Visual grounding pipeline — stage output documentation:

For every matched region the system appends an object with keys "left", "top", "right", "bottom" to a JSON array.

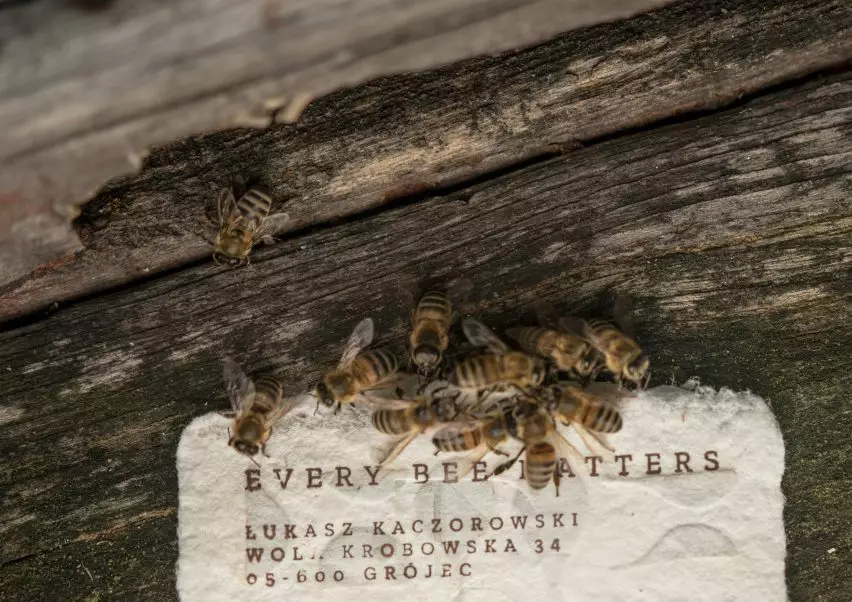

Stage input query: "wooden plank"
[
  {"left": 0, "top": 0, "right": 674, "bottom": 290},
  {"left": 2, "top": 0, "right": 851, "bottom": 320},
  {"left": 1, "top": 70, "right": 850, "bottom": 600}
]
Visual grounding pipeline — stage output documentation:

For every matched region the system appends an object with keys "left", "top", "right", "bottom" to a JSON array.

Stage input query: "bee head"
[
  {"left": 413, "top": 344, "right": 441, "bottom": 372},
  {"left": 626, "top": 353, "right": 650, "bottom": 383},
  {"left": 314, "top": 381, "right": 335, "bottom": 407},
  {"left": 229, "top": 434, "right": 260, "bottom": 457}
]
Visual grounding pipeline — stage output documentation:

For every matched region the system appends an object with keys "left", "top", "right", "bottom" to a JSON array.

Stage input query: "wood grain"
[
  {"left": 0, "top": 0, "right": 674, "bottom": 290},
  {"left": 1, "top": 69, "right": 850, "bottom": 600},
  {"left": 3, "top": 0, "right": 851, "bottom": 321}
]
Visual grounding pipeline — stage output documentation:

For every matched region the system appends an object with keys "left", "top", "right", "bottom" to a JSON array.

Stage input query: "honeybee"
[
  {"left": 223, "top": 358, "right": 295, "bottom": 458},
  {"left": 546, "top": 382, "right": 624, "bottom": 453},
  {"left": 431, "top": 408, "right": 517, "bottom": 477},
  {"left": 582, "top": 294, "right": 650, "bottom": 389},
  {"left": 507, "top": 300, "right": 601, "bottom": 379},
  {"left": 315, "top": 318, "right": 399, "bottom": 411},
  {"left": 371, "top": 396, "right": 459, "bottom": 467},
  {"left": 451, "top": 318, "right": 547, "bottom": 395},
  {"left": 408, "top": 280, "right": 471, "bottom": 375},
  {"left": 213, "top": 176, "right": 290, "bottom": 265},
  {"left": 505, "top": 325, "right": 597, "bottom": 378},
  {"left": 491, "top": 397, "right": 582, "bottom": 494}
]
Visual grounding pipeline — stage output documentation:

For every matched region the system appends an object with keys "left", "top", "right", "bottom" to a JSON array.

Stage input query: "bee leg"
[
  {"left": 227, "top": 427, "right": 234, "bottom": 446},
  {"left": 554, "top": 466, "right": 562, "bottom": 498},
  {"left": 334, "top": 402, "right": 342, "bottom": 415},
  {"left": 642, "top": 371, "right": 652, "bottom": 390},
  {"left": 313, "top": 399, "right": 321, "bottom": 416},
  {"left": 261, "top": 442, "right": 270, "bottom": 457},
  {"left": 490, "top": 446, "right": 525, "bottom": 477}
]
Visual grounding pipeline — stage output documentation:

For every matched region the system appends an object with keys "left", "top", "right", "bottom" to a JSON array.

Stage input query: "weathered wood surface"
[
  {"left": 1, "top": 69, "right": 850, "bottom": 600},
  {"left": 0, "top": 0, "right": 675, "bottom": 291},
  {"left": 3, "top": 0, "right": 851, "bottom": 321}
]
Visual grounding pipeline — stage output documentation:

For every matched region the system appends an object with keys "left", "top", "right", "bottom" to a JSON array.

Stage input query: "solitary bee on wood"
[
  {"left": 212, "top": 176, "right": 290, "bottom": 265},
  {"left": 223, "top": 359, "right": 296, "bottom": 459}
]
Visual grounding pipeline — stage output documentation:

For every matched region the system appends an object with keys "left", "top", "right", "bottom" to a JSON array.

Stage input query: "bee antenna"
[{"left": 250, "top": 456, "right": 260, "bottom": 468}]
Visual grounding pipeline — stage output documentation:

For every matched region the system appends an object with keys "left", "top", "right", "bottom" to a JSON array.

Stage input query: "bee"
[
  {"left": 371, "top": 396, "right": 459, "bottom": 467},
  {"left": 222, "top": 358, "right": 295, "bottom": 458},
  {"left": 407, "top": 280, "right": 471, "bottom": 376},
  {"left": 491, "top": 397, "right": 581, "bottom": 494},
  {"left": 545, "top": 382, "right": 625, "bottom": 454},
  {"left": 581, "top": 294, "right": 650, "bottom": 389},
  {"left": 505, "top": 325, "right": 597, "bottom": 379},
  {"left": 507, "top": 300, "right": 601, "bottom": 380},
  {"left": 315, "top": 317, "right": 399, "bottom": 411},
  {"left": 451, "top": 318, "right": 547, "bottom": 395},
  {"left": 431, "top": 408, "right": 517, "bottom": 477},
  {"left": 213, "top": 176, "right": 290, "bottom": 265}
]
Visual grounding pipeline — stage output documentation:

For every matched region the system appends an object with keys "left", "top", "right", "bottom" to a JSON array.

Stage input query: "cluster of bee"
[
  {"left": 210, "top": 176, "right": 650, "bottom": 492},
  {"left": 222, "top": 279, "right": 650, "bottom": 494}
]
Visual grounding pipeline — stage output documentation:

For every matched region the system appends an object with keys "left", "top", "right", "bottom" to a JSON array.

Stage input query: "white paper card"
[{"left": 177, "top": 385, "right": 787, "bottom": 602}]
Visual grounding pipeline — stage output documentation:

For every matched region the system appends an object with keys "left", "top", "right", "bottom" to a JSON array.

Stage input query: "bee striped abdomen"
[
  {"left": 512, "top": 327, "right": 554, "bottom": 355},
  {"left": 251, "top": 374, "right": 283, "bottom": 412},
  {"left": 235, "top": 187, "right": 273, "bottom": 223},
  {"left": 353, "top": 348, "right": 398, "bottom": 385},
  {"left": 452, "top": 355, "right": 487, "bottom": 388},
  {"left": 579, "top": 402, "right": 623, "bottom": 433},
  {"left": 372, "top": 408, "right": 412, "bottom": 435},
  {"left": 525, "top": 442, "right": 557, "bottom": 490},
  {"left": 433, "top": 426, "right": 483, "bottom": 452},
  {"left": 416, "top": 290, "right": 452, "bottom": 324}
]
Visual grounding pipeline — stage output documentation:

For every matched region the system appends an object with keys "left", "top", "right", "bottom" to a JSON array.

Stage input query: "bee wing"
[
  {"left": 550, "top": 430, "right": 586, "bottom": 476},
  {"left": 255, "top": 212, "right": 291, "bottom": 238},
  {"left": 223, "top": 358, "right": 255, "bottom": 416},
  {"left": 557, "top": 315, "right": 590, "bottom": 338},
  {"left": 532, "top": 300, "right": 561, "bottom": 329},
  {"left": 582, "top": 381, "right": 635, "bottom": 404},
  {"left": 445, "top": 278, "right": 473, "bottom": 318},
  {"left": 375, "top": 431, "right": 420, "bottom": 467},
  {"left": 362, "top": 395, "right": 419, "bottom": 411},
  {"left": 216, "top": 186, "right": 237, "bottom": 224},
  {"left": 338, "top": 317, "right": 375, "bottom": 368},
  {"left": 612, "top": 293, "right": 637, "bottom": 338},
  {"left": 462, "top": 318, "right": 508, "bottom": 353},
  {"left": 455, "top": 443, "right": 492, "bottom": 480},
  {"left": 574, "top": 423, "right": 616, "bottom": 454},
  {"left": 264, "top": 394, "right": 301, "bottom": 426}
]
